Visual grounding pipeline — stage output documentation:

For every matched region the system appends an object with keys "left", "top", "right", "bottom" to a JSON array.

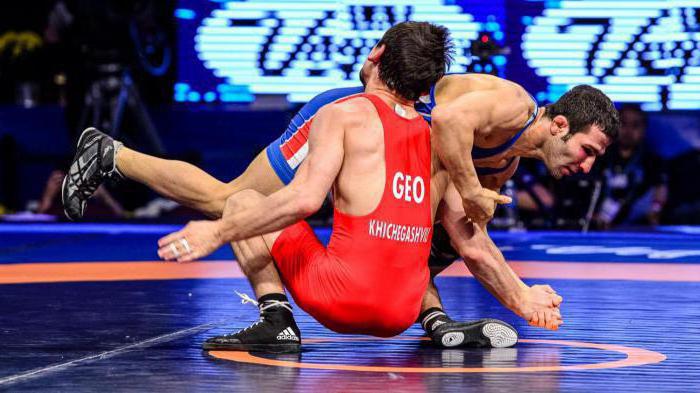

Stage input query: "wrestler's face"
[
  {"left": 359, "top": 60, "right": 369, "bottom": 87},
  {"left": 358, "top": 45, "right": 384, "bottom": 87},
  {"left": 542, "top": 117, "right": 611, "bottom": 179}
]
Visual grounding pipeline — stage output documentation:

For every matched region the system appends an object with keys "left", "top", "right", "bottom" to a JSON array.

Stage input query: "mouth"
[{"left": 561, "top": 166, "right": 570, "bottom": 176}]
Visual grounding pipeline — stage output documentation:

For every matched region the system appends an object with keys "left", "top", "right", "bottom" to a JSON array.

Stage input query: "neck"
[
  {"left": 364, "top": 74, "right": 415, "bottom": 112},
  {"left": 509, "top": 110, "right": 549, "bottom": 161}
]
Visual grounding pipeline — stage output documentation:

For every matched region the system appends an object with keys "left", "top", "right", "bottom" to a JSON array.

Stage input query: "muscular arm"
[
  {"left": 216, "top": 104, "right": 346, "bottom": 242},
  {"left": 431, "top": 87, "right": 530, "bottom": 222},
  {"left": 439, "top": 179, "right": 563, "bottom": 329},
  {"left": 439, "top": 183, "right": 527, "bottom": 311}
]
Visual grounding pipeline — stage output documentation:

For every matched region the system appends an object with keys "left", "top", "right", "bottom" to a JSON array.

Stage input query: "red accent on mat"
[{"left": 441, "top": 261, "right": 700, "bottom": 282}]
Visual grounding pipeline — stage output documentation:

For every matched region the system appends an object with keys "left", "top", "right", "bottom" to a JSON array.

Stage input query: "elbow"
[{"left": 294, "top": 194, "right": 324, "bottom": 218}]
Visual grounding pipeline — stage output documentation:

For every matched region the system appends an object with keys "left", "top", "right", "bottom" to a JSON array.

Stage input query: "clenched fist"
[
  {"left": 517, "top": 284, "right": 564, "bottom": 331},
  {"left": 463, "top": 186, "right": 512, "bottom": 223}
]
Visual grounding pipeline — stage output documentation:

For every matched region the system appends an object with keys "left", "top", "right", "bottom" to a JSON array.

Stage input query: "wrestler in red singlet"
[{"left": 271, "top": 93, "right": 433, "bottom": 337}]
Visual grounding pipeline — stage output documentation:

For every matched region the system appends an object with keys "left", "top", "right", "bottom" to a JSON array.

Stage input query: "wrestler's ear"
[
  {"left": 550, "top": 115, "right": 569, "bottom": 136},
  {"left": 368, "top": 44, "right": 386, "bottom": 63}
]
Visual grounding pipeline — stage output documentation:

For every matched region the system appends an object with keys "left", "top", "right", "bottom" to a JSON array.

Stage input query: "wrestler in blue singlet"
[{"left": 265, "top": 80, "right": 538, "bottom": 184}]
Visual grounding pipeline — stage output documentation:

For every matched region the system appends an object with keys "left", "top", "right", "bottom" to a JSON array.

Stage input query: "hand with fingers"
[
  {"left": 157, "top": 220, "right": 224, "bottom": 263},
  {"left": 517, "top": 284, "right": 564, "bottom": 331},
  {"left": 463, "top": 186, "right": 512, "bottom": 223}
]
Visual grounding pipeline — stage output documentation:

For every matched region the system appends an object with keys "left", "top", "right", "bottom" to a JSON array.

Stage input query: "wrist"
[
  {"left": 457, "top": 178, "right": 482, "bottom": 196},
  {"left": 511, "top": 287, "right": 530, "bottom": 318},
  {"left": 213, "top": 219, "right": 228, "bottom": 245}
]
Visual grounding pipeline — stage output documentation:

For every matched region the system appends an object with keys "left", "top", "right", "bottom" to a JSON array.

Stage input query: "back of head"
[
  {"left": 546, "top": 85, "right": 620, "bottom": 140},
  {"left": 376, "top": 21, "right": 454, "bottom": 101}
]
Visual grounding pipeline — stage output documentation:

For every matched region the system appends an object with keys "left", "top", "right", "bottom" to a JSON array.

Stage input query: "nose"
[{"left": 579, "top": 158, "right": 595, "bottom": 174}]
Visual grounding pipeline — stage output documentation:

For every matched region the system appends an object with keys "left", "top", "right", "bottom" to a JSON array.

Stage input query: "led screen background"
[
  {"left": 175, "top": 0, "right": 700, "bottom": 110},
  {"left": 175, "top": 0, "right": 506, "bottom": 103}
]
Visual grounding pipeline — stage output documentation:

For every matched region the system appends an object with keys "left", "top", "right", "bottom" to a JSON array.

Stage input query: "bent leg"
[
  {"left": 117, "top": 147, "right": 284, "bottom": 218},
  {"left": 222, "top": 189, "right": 285, "bottom": 296},
  {"left": 419, "top": 221, "right": 460, "bottom": 314},
  {"left": 418, "top": 223, "right": 518, "bottom": 348},
  {"left": 420, "top": 268, "right": 449, "bottom": 313},
  {"left": 203, "top": 189, "right": 300, "bottom": 353}
]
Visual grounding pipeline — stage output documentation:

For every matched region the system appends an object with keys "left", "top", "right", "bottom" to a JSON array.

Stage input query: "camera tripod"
[{"left": 78, "top": 65, "right": 165, "bottom": 155}]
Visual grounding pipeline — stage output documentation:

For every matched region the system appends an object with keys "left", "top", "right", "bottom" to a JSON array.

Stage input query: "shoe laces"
[
  {"left": 235, "top": 290, "right": 293, "bottom": 313},
  {"left": 72, "top": 145, "right": 106, "bottom": 199},
  {"left": 232, "top": 291, "right": 293, "bottom": 335},
  {"left": 79, "top": 176, "right": 101, "bottom": 199}
]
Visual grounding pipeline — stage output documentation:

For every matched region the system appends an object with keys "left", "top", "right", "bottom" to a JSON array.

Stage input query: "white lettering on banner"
[
  {"left": 368, "top": 219, "right": 431, "bottom": 243},
  {"left": 392, "top": 172, "right": 425, "bottom": 204}
]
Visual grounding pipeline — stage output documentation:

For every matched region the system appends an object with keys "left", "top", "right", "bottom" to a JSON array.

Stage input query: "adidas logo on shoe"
[
  {"left": 276, "top": 327, "right": 300, "bottom": 342},
  {"left": 431, "top": 319, "right": 447, "bottom": 331}
]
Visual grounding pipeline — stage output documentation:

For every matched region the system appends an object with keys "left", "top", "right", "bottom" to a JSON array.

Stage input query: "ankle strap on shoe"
[
  {"left": 421, "top": 310, "right": 447, "bottom": 330},
  {"left": 235, "top": 291, "right": 293, "bottom": 313}
]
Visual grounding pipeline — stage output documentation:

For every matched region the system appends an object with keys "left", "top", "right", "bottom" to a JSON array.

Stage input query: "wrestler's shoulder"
[
  {"left": 439, "top": 74, "right": 528, "bottom": 102},
  {"left": 318, "top": 96, "right": 374, "bottom": 127}
]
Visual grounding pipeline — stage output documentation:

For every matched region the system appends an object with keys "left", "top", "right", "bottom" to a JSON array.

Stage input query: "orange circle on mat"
[{"left": 209, "top": 337, "right": 666, "bottom": 373}]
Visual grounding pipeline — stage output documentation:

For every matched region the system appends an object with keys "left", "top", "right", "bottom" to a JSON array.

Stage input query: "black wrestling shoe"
[
  {"left": 62, "top": 127, "right": 123, "bottom": 220},
  {"left": 430, "top": 318, "right": 518, "bottom": 348},
  {"left": 203, "top": 293, "right": 301, "bottom": 353}
]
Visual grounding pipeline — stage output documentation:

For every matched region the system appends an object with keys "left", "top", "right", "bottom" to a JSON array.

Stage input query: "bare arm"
[
  {"left": 157, "top": 103, "right": 346, "bottom": 261},
  {"left": 439, "top": 182, "right": 563, "bottom": 330},
  {"left": 439, "top": 183, "right": 527, "bottom": 310},
  {"left": 431, "top": 88, "right": 529, "bottom": 222},
  {"left": 216, "top": 104, "right": 345, "bottom": 242}
]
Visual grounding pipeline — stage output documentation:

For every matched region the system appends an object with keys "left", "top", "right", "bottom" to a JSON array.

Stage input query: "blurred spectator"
[
  {"left": 36, "top": 169, "right": 125, "bottom": 218},
  {"left": 594, "top": 104, "right": 667, "bottom": 228},
  {"left": 548, "top": 172, "right": 602, "bottom": 230},
  {"left": 514, "top": 167, "right": 555, "bottom": 227},
  {"left": 512, "top": 105, "right": 667, "bottom": 230}
]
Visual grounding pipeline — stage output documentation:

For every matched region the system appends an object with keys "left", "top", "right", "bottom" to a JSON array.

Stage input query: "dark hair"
[
  {"left": 545, "top": 85, "right": 620, "bottom": 141},
  {"left": 376, "top": 21, "right": 454, "bottom": 101}
]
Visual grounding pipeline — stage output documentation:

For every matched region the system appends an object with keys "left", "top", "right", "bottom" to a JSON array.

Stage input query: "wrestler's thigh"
[{"left": 225, "top": 150, "right": 286, "bottom": 196}]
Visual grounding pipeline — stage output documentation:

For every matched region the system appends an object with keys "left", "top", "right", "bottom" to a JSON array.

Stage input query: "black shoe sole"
[
  {"left": 61, "top": 175, "right": 74, "bottom": 221},
  {"left": 202, "top": 342, "right": 301, "bottom": 353},
  {"left": 61, "top": 127, "right": 103, "bottom": 220},
  {"left": 433, "top": 319, "right": 518, "bottom": 348}
]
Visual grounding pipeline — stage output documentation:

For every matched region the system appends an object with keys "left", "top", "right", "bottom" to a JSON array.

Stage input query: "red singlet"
[{"left": 271, "top": 93, "right": 433, "bottom": 337}]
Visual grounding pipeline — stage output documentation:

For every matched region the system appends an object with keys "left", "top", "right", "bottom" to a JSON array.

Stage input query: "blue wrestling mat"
[{"left": 1, "top": 223, "right": 699, "bottom": 391}]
